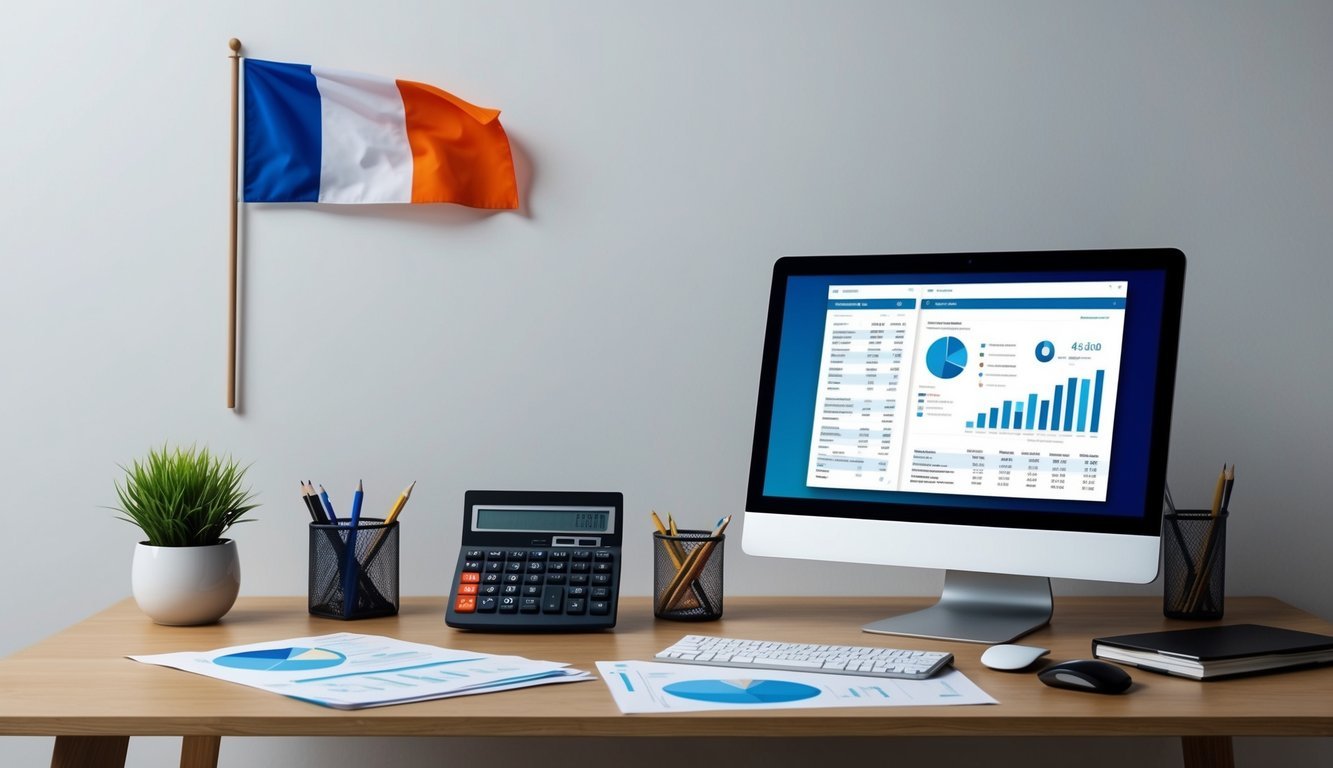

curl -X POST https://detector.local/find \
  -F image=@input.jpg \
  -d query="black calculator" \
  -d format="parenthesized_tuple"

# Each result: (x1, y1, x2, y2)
(445, 490, 623, 631)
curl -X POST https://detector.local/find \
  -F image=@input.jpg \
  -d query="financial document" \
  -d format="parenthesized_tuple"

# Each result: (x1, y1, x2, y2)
(130, 632, 590, 709)
(597, 659, 995, 713)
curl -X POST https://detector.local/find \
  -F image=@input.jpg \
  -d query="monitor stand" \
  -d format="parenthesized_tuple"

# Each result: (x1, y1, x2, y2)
(861, 570, 1053, 645)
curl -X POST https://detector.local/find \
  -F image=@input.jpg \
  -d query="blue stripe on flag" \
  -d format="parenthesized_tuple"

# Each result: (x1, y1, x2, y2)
(243, 59, 322, 202)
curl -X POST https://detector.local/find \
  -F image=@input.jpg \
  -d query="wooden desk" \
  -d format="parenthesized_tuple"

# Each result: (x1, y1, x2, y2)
(2, 596, 1331, 768)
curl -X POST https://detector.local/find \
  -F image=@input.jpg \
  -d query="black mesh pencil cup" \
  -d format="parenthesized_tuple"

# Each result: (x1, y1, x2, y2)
(309, 518, 399, 620)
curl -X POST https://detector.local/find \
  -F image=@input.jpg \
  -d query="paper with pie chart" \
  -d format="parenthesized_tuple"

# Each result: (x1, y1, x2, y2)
(596, 660, 995, 713)
(130, 632, 591, 709)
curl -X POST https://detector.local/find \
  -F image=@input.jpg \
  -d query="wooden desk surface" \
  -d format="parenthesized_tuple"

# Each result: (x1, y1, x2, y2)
(2, 596, 1332, 739)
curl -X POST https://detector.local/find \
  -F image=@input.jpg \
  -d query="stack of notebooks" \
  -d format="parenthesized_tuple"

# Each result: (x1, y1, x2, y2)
(1093, 623, 1333, 680)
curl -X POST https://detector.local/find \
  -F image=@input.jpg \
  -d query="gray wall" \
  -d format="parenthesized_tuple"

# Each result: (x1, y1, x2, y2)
(3, 1, 1331, 765)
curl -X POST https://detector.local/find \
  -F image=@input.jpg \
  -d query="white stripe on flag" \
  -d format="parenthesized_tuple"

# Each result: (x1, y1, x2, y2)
(311, 66, 413, 203)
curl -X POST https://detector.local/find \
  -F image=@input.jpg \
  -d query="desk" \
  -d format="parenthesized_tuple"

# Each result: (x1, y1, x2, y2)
(2, 596, 1331, 768)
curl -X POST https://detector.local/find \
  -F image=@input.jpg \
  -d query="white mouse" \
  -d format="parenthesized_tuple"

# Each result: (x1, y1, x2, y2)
(980, 643, 1050, 671)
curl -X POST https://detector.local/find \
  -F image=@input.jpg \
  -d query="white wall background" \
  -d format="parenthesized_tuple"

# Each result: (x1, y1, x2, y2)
(3, 1, 1331, 765)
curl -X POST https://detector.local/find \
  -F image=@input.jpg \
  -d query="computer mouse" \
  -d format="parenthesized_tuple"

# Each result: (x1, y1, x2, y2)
(1038, 659, 1133, 694)
(979, 644, 1050, 671)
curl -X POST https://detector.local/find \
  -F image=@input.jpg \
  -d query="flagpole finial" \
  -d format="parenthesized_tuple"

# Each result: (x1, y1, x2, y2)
(229, 38, 242, 57)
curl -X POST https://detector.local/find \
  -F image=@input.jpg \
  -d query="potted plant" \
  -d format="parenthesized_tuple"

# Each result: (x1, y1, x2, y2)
(114, 445, 259, 625)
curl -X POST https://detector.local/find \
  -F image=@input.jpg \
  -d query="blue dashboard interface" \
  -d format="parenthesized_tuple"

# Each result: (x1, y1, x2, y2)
(762, 269, 1171, 522)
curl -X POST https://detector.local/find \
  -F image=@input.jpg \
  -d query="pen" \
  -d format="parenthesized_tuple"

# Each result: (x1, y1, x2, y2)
(341, 480, 364, 617)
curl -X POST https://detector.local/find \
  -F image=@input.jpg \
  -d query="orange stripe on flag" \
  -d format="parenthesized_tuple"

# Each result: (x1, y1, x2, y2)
(397, 79, 519, 209)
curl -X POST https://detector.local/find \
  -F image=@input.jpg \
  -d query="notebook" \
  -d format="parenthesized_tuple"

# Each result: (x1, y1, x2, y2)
(1092, 623, 1333, 680)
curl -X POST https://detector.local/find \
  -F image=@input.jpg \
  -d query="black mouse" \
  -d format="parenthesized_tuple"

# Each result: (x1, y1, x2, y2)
(1037, 659, 1132, 694)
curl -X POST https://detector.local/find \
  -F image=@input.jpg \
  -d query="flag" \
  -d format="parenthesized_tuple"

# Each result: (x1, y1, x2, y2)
(242, 58, 518, 209)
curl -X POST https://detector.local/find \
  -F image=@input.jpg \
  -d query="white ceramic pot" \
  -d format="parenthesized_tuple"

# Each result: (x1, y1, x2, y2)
(131, 539, 241, 625)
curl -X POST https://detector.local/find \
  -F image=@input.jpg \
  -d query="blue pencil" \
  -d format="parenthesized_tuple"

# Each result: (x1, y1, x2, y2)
(318, 484, 338, 522)
(341, 480, 364, 617)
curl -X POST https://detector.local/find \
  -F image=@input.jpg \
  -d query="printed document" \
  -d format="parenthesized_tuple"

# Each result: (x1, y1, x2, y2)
(130, 632, 590, 709)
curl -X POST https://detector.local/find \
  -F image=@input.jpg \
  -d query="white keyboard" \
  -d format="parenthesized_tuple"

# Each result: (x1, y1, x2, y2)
(655, 635, 953, 680)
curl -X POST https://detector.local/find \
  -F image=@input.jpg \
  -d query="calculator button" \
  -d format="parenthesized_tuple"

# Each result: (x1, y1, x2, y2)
(502, 584, 519, 595)
(589, 600, 610, 615)
(484, 561, 504, 573)
(548, 550, 570, 561)
(591, 587, 610, 600)
(527, 550, 548, 561)
(545, 574, 566, 585)
(507, 550, 528, 560)
(482, 573, 501, 584)
(479, 584, 499, 596)
(498, 596, 518, 612)
(571, 550, 592, 561)
(542, 586, 565, 613)
(523, 585, 542, 597)
(459, 572, 480, 583)
(546, 561, 568, 574)
(463, 560, 483, 571)
(504, 573, 522, 584)
(458, 583, 479, 595)
(567, 586, 588, 598)
(568, 574, 589, 586)
(524, 574, 544, 585)
(571, 562, 591, 573)
(505, 561, 524, 573)
(465, 549, 484, 559)
(594, 550, 613, 561)
(527, 561, 545, 573)
(486, 550, 505, 560)
(592, 562, 612, 573)
(519, 597, 541, 613)
(566, 598, 587, 614)
(453, 595, 476, 613)
(476, 597, 497, 612)
(591, 573, 611, 586)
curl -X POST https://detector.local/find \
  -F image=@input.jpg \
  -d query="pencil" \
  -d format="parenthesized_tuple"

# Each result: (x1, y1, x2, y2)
(1209, 464, 1226, 517)
(362, 481, 415, 569)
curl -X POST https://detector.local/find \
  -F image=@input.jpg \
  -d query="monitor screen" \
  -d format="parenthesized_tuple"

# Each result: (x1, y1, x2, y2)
(744, 249, 1185, 643)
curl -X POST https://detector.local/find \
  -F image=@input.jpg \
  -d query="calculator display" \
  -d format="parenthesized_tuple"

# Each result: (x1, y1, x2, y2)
(473, 506, 614, 534)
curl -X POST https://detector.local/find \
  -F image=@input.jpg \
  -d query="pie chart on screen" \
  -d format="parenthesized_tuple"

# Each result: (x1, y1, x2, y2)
(213, 647, 346, 672)
(663, 678, 821, 704)
(925, 336, 967, 379)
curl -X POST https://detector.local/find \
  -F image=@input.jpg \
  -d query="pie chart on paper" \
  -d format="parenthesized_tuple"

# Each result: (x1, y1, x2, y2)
(925, 336, 968, 379)
(213, 647, 346, 672)
(662, 678, 821, 705)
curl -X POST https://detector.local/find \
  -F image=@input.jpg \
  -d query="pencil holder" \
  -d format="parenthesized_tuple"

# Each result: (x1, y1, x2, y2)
(309, 518, 399, 620)
(653, 530, 724, 621)
(1162, 510, 1226, 620)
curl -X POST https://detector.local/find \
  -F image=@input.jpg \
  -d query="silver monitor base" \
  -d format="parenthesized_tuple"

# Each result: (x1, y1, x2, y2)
(862, 570, 1053, 645)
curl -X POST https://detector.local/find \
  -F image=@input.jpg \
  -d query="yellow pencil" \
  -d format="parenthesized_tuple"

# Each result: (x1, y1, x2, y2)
(1209, 464, 1227, 517)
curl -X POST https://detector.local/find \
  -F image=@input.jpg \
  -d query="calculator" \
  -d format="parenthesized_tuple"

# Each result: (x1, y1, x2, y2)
(445, 490, 623, 631)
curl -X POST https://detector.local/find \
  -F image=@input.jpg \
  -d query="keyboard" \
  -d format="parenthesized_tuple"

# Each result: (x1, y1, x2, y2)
(655, 635, 953, 680)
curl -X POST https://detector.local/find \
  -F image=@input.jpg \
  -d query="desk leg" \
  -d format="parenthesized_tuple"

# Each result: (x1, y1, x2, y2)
(1181, 736, 1234, 768)
(50, 735, 129, 768)
(179, 735, 222, 768)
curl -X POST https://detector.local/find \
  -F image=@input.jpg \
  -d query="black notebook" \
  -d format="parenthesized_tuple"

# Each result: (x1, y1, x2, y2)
(1093, 623, 1333, 680)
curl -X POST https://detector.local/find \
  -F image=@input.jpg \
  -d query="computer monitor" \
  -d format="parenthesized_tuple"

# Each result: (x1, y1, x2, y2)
(743, 249, 1185, 644)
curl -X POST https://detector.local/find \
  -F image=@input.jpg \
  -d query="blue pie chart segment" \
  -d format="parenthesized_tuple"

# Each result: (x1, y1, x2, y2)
(213, 647, 346, 672)
(1035, 340, 1055, 363)
(662, 678, 821, 705)
(926, 336, 968, 379)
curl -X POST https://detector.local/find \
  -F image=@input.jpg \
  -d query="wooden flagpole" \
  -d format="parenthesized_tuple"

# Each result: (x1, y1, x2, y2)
(227, 38, 242, 409)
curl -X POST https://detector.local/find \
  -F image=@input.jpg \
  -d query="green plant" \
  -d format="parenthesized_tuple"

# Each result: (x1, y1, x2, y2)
(114, 445, 259, 547)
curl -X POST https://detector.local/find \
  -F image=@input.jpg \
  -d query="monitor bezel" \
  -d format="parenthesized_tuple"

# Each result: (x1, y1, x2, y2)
(745, 248, 1185, 539)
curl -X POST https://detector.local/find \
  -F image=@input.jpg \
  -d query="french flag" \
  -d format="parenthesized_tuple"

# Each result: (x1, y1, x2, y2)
(242, 59, 518, 208)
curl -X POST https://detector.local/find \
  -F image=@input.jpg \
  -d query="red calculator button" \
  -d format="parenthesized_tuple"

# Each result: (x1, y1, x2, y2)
(454, 595, 477, 612)
(459, 572, 481, 583)
(459, 583, 479, 595)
